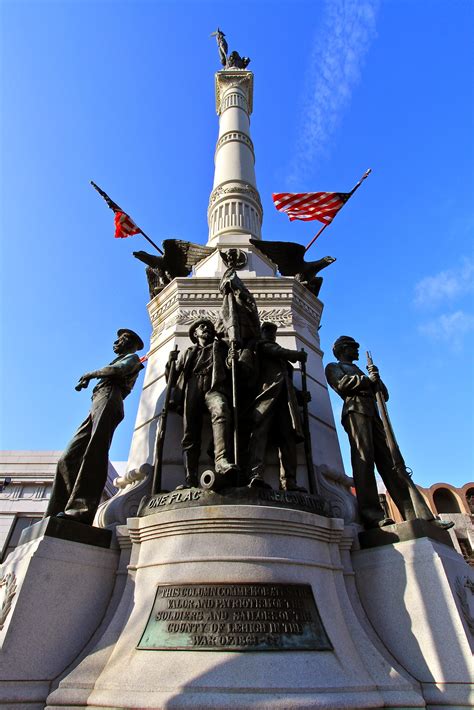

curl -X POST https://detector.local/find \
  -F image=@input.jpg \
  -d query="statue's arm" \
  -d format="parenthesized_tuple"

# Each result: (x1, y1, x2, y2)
(262, 342, 306, 364)
(76, 354, 142, 390)
(367, 363, 389, 401)
(325, 362, 372, 397)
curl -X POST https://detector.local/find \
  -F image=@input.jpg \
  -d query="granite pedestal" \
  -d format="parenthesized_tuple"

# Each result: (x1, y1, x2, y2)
(46, 503, 424, 710)
(0, 518, 119, 709)
(352, 530, 474, 709)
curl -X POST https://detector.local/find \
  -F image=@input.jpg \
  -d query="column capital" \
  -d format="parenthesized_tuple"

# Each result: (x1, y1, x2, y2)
(215, 70, 253, 116)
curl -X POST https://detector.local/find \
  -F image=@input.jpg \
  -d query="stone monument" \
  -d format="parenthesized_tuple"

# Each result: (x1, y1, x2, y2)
(0, 31, 472, 710)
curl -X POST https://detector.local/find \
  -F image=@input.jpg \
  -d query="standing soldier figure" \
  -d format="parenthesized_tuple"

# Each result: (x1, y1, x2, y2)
(247, 322, 308, 491)
(325, 335, 453, 530)
(167, 319, 238, 488)
(45, 329, 144, 525)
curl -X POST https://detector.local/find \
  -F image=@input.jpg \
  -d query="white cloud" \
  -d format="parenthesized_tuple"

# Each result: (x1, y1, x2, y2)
(414, 257, 474, 308)
(418, 310, 474, 350)
(288, 0, 379, 185)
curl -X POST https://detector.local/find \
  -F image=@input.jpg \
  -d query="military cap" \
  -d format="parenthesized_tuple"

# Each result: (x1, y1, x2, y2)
(117, 328, 144, 351)
(188, 319, 216, 344)
(332, 335, 359, 359)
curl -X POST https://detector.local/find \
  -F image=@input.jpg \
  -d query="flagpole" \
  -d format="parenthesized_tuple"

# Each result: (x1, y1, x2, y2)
(138, 230, 164, 255)
(304, 223, 329, 253)
(90, 180, 164, 255)
(304, 168, 372, 253)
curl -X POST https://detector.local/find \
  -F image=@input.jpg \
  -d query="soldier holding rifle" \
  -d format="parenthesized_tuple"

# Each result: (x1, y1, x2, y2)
(325, 336, 453, 530)
(165, 319, 238, 488)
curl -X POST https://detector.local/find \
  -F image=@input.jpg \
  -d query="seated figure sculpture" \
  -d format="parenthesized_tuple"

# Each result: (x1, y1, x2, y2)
(247, 322, 308, 491)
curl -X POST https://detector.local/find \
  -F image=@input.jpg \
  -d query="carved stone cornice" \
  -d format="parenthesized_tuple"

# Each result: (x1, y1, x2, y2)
(215, 70, 253, 115)
(215, 130, 255, 160)
(146, 277, 323, 341)
(208, 181, 262, 213)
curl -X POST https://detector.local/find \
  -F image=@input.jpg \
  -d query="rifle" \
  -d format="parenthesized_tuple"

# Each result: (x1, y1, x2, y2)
(366, 351, 434, 521)
(300, 349, 319, 495)
(151, 345, 179, 494)
(227, 292, 240, 468)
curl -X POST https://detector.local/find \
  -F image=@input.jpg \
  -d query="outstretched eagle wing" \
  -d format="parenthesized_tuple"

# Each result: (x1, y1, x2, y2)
(249, 239, 306, 276)
(162, 239, 215, 277)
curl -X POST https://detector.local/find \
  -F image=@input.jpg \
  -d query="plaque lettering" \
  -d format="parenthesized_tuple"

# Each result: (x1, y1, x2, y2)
(138, 583, 332, 651)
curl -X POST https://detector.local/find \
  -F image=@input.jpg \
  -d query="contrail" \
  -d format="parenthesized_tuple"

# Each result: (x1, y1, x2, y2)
(288, 0, 379, 186)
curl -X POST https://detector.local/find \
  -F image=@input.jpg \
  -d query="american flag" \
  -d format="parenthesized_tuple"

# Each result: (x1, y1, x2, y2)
(114, 211, 140, 239)
(272, 191, 350, 225)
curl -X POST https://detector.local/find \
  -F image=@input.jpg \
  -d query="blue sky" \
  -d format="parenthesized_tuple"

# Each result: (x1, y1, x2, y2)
(1, 0, 473, 487)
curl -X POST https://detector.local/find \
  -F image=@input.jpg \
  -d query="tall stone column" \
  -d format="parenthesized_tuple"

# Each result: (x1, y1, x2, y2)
(207, 70, 263, 246)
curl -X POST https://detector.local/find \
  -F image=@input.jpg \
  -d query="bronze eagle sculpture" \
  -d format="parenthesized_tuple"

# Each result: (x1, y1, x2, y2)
(134, 239, 215, 299)
(249, 239, 336, 298)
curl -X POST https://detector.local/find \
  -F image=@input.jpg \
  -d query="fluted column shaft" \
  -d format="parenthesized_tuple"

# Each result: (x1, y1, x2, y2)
(207, 70, 263, 245)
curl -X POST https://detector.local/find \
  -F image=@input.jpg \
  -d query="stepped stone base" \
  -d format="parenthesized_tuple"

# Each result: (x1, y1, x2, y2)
(46, 504, 424, 710)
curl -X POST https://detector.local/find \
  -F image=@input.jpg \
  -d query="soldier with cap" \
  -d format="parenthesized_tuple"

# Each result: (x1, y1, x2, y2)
(326, 335, 453, 530)
(247, 322, 308, 491)
(325, 335, 399, 528)
(45, 328, 144, 525)
(168, 318, 238, 487)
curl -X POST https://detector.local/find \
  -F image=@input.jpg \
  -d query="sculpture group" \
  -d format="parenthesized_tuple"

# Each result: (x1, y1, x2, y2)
(45, 245, 453, 532)
(44, 28, 453, 533)
(160, 249, 310, 493)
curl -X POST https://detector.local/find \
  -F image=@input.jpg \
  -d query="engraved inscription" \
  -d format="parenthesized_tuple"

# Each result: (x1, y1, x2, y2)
(138, 583, 332, 651)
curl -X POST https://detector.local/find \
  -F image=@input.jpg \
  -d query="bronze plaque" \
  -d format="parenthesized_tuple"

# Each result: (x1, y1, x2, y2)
(138, 583, 332, 651)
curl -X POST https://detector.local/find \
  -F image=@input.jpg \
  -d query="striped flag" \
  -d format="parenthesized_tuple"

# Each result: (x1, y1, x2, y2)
(114, 211, 140, 239)
(272, 191, 350, 225)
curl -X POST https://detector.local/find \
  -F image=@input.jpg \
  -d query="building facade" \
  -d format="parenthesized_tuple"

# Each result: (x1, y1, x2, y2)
(380, 480, 474, 563)
(0, 451, 123, 561)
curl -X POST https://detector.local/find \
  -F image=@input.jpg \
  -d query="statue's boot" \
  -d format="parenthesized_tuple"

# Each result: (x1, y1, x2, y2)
(280, 477, 307, 493)
(248, 475, 272, 489)
(212, 419, 239, 482)
(179, 451, 199, 488)
(431, 517, 454, 530)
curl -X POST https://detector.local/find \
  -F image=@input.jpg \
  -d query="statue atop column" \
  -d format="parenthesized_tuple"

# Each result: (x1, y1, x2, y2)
(210, 28, 251, 70)
(44, 329, 144, 525)
(325, 336, 454, 530)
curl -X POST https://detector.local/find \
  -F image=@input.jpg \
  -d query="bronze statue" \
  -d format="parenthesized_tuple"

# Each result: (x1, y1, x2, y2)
(217, 249, 260, 345)
(226, 51, 251, 69)
(167, 319, 238, 488)
(44, 329, 144, 525)
(210, 27, 228, 67)
(133, 239, 215, 298)
(247, 322, 308, 491)
(250, 239, 335, 297)
(210, 29, 250, 69)
(325, 336, 453, 530)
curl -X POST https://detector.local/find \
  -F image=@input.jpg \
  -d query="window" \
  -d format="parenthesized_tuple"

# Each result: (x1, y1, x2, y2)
(433, 487, 461, 514)
(465, 488, 474, 515)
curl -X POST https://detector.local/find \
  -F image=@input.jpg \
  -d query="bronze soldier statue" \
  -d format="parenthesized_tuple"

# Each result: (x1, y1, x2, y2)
(45, 329, 144, 525)
(247, 322, 308, 491)
(325, 336, 453, 530)
(168, 318, 238, 487)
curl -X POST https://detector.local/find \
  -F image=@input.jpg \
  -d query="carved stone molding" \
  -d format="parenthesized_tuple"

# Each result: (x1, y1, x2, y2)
(0, 571, 17, 630)
(215, 70, 253, 115)
(208, 182, 262, 212)
(175, 309, 220, 326)
(216, 131, 254, 159)
(455, 575, 474, 635)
